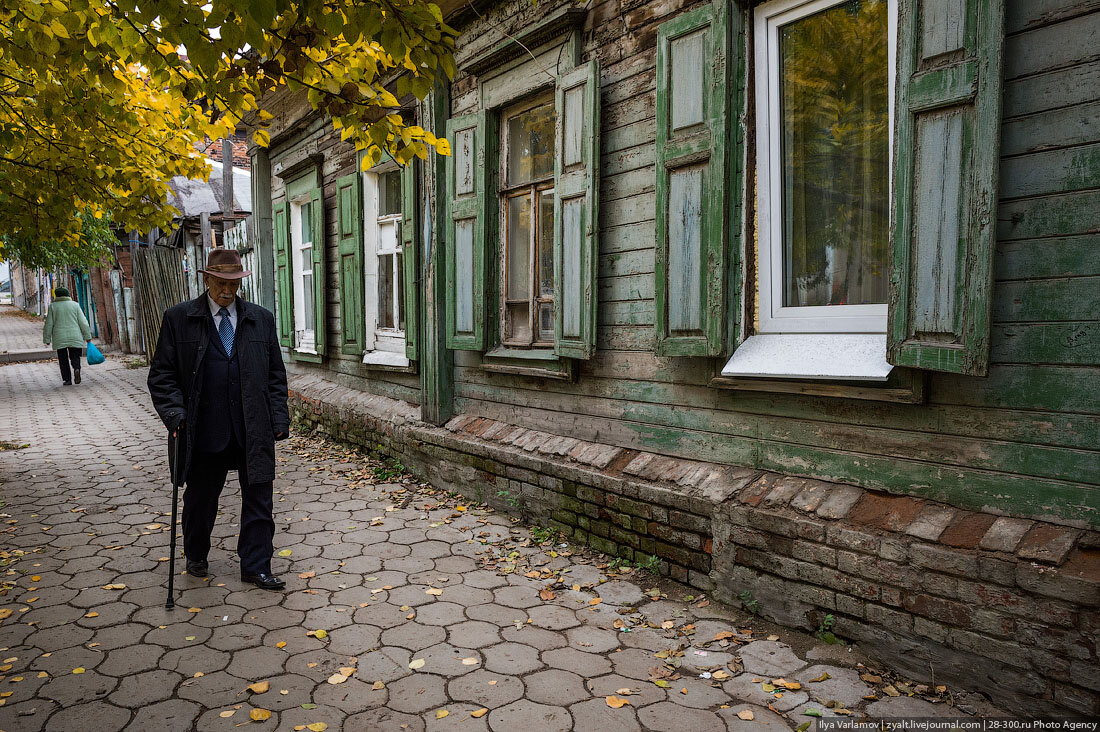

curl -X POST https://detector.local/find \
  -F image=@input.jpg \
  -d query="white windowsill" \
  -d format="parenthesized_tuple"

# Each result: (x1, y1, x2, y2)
(721, 334, 893, 382)
(362, 350, 410, 368)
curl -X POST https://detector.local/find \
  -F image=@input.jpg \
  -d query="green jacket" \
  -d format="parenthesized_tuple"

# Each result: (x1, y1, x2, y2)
(43, 297, 93, 351)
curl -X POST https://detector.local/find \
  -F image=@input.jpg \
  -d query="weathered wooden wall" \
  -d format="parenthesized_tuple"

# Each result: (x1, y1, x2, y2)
(263, 0, 1099, 526)
(445, 0, 1100, 526)
(266, 92, 422, 406)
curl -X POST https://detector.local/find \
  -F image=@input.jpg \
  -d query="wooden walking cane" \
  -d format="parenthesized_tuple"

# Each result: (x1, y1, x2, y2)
(165, 428, 182, 610)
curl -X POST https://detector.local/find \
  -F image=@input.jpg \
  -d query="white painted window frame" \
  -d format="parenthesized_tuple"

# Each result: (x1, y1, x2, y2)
(754, 0, 897, 335)
(361, 161, 408, 366)
(289, 194, 317, 354)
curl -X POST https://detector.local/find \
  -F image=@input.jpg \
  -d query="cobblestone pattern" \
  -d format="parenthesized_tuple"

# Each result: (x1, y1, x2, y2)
(0, 304, 53, 360)
(289, 374, 1100, 718)
(0, 359, 979, 731)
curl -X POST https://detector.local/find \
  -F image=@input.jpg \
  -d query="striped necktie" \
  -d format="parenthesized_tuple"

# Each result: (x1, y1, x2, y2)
(217, 307, 234, 358)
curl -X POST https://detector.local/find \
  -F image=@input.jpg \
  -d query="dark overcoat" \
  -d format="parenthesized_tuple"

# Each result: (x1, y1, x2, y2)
(148, 294, 290, 483)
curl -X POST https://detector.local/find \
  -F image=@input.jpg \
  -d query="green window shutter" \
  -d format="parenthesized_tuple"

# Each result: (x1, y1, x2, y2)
(888, 0, 1005, 376)
(401, 161, 420, 360)
(654, 2, 731, 357)
(553, 60, 600, 360)
(273, 201, 292, 348)
(445, 111, 492, 351)
(336, 173, 364, 355)
(309, 187, 327, 358)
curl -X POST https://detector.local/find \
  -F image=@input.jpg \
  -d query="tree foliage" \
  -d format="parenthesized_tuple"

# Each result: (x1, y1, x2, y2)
(3, 213, 117, 271)
(0, 0, 455, 254)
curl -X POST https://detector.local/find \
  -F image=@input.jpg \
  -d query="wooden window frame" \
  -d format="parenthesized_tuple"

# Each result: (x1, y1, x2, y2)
(289, 194, 317, 354)
(498, 92, 557, 350)
(753, 0, 898, 336)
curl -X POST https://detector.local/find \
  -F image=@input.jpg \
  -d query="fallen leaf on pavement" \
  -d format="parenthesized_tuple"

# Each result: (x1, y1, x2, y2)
(278, 549, 292, 557)
(276, 641, 287, 649)
(539, 589, 555, 601)
(247, 681, 270, 694)
(588, 598, 602, 606)
(250, 708, 272, 721)
(219, 710, 235, 718)
(327, 673, 348, 685)
(714, 631, 737, 641)
(435, 710, 449, 719)
(605, 695, 630, 708)
(409, 659, 425, 670)
(425, 588, 443, 596)
(737, 710, 755, 721)
(882, 685, 900, 697)
(861, 673, 883, 684)
(188, 607, 202, 613)
(307, 723, 328, 731)
(652, 679, 670, 688)
(372, 681, 385, 690)
(298, 571, 315, 579)
(72, 668, 85, 674)
(471, 708, 488, 718)
(339, 667, 356, 676)
(84, 612, 98, 618)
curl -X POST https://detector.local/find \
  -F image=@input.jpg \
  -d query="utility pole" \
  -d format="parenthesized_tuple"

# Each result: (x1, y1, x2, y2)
(222, 134, 235, 238)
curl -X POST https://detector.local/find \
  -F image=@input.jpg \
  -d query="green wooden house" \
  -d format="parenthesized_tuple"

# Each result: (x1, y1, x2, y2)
(247, 0, 1100, 714)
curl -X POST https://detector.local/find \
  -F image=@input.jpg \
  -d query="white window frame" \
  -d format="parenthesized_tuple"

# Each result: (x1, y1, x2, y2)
(754, 0, 897, 336)
(289, 194, 317, 354)
(361, 161, 408, 367)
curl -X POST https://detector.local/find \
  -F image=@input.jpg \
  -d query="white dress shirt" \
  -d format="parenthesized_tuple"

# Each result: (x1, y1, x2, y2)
(207, 296, 238, 331)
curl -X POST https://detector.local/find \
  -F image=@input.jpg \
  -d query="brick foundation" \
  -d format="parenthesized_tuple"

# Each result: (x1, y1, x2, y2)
(288, 373, 1100, 716)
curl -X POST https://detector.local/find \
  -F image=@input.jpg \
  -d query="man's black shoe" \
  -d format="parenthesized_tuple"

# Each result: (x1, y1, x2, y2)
(241, 572, 286, 590)
(186, 559, 208, 577)
(74, 370, 81, 384)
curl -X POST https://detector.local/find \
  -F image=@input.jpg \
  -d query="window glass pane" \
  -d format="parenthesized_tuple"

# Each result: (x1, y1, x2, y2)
(507, 194, 531, 300)
(300, 202, 312, 244)
(302, 274, 314, 331)
(538, 190, 555, 298)
(378, 253, 394, 328)
(537, 302, 554, 342)
(507, 103, 555, 185)
(381, 170, 402, 217)
(397, 252, 406, 331)
(299, 246, 312, 273)
(780, 0, 889, 308)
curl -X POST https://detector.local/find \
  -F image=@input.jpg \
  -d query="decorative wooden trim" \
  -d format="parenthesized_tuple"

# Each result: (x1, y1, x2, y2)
(274, 153, 324, 181)
(462, 7, 588, 77)
(709, 367, 927, 403)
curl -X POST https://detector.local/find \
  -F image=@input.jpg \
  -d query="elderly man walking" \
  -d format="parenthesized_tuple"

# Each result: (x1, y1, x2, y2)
(148, 249, 291, 590)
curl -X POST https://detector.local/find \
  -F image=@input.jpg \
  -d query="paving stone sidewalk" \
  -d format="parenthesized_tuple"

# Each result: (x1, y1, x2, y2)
(0, 305, 54, 361)
(0, 359, 987, 731)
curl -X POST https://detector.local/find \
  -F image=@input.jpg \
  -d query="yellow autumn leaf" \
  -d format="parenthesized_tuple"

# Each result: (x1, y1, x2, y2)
(84, 612, 99, 618)
(219, 710, 235, 718)
(276, 642, 287, 649)
(425, 588, 443, 596)
(72, 667, 85, 674)
(409, 659, 426, 670)
(737, 710, 755, 721)
(327, 673, 348, 685)
(307, 723, 328, 731)
(435, 710, 449, 719)
(605, 695, 630, 708)
(250, 708, 272, 721)
(248, 681, 270, 694)
(471, 708, 489, 718)
(371, 681, 385, 690)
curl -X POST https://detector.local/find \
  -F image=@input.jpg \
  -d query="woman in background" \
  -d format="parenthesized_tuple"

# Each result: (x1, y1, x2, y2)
(42, 286, 93, 385)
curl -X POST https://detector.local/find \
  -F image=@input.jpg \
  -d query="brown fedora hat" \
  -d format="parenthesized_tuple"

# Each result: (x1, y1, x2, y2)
(199, 248, 252, 280)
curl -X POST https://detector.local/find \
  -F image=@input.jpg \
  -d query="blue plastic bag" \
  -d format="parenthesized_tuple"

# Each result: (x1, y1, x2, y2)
(86, 340, 105, 365)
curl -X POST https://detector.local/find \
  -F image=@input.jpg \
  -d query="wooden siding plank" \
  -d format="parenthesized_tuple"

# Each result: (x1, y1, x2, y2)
(992, 276, 1100, 322)
(1003, 11, 1100, 80)
(997, 189, 1100, 241)
(1002, 60, 1100, 119)
(996, 235, 1100, 280)
(992, 322, 1100, 365)
(1000, 100, 1100, 156)
(1006, 0, 1100, 33)
(999, 141, 1100, 199)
